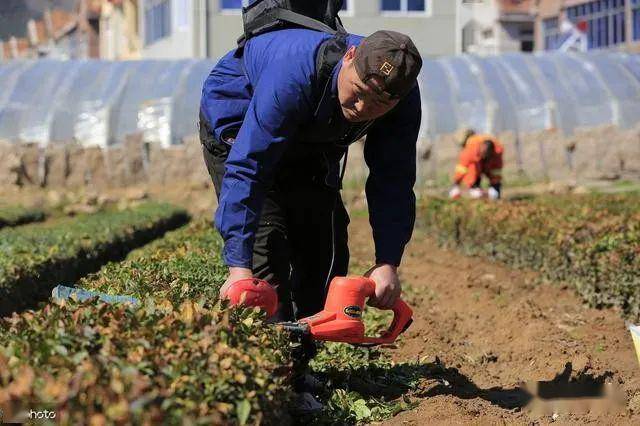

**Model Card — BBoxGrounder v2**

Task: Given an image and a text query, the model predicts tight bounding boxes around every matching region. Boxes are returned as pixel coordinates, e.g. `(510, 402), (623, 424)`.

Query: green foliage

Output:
(0, 202), (189, 316)
(79, 219), (226, 306)
(1, 218), (428, 424)
(0, 205), (45, 229)
(0, 299), (291, 425)
(82, 220), (429, 424)
(306, 305), (422, 424)
(0, 219), (293, 424)
(420, 194), (640, 318)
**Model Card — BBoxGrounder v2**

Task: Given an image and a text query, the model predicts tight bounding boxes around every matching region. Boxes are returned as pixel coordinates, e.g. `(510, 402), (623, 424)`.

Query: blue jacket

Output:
(200, 29), (421, 269)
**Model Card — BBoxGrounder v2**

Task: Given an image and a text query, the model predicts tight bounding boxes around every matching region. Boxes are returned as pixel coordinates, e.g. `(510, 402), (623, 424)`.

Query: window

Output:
(633, 0), (640, 40)
(221, 0), (254, 10)
(381, 0), (427, 13)
(461, 21), (477, 53)
(566, 0), (627, 49)
(175, 0), (188, 29)
(543, 17), (561, 50)
(521, 40), (534, 52)
(519, 24), (534, 52)
(340, 0), (354, 15)
(144, 0), (171, 46)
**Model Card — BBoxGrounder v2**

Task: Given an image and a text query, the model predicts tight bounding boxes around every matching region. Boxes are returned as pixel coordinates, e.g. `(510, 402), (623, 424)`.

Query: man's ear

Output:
(343, 46), (357, 63)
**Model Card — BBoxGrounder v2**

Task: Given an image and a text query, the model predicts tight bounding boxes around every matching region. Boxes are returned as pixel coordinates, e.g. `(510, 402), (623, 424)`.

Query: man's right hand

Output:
(219, 267), (253, 299)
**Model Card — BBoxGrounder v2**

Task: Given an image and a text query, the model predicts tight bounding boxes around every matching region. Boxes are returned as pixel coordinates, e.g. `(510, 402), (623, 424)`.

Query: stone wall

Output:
(2, 125), (639, 191)
(0, 134), (210, 190)
(417, 125), (640, 186)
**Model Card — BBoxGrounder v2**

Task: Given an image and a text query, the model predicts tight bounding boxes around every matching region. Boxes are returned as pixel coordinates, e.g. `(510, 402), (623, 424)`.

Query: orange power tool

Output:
(279, 276), (414, 346)
(226, 276), (414, 346)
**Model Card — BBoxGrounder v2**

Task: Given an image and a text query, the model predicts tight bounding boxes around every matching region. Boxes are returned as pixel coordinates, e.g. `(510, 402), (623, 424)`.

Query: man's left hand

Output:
(364, 263), (401, 309)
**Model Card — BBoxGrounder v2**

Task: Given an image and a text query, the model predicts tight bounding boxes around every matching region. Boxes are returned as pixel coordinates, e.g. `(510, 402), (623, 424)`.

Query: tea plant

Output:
(420, 194), (640, 318)
(0, 205), (45, 229)
(0, 202), (189, 316)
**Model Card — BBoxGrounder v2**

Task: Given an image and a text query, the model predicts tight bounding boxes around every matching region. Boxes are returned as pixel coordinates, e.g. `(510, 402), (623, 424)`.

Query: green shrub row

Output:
(78, 218), (226, 305)
(419, 194), (640, 318)
(0, 202), (189, 316)
(1, 218), (429, 424)
(0, 205), (45, 229)
(0, 299), (291, 425)
(1, 220), (293, 425)
(307, 303), (425, 425)
(81, 220), (434, 424)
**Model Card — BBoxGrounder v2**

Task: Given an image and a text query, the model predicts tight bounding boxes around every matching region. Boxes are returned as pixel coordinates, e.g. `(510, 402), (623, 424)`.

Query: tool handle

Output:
(51, 285), (140, 306)
(362, 298), (413, 345)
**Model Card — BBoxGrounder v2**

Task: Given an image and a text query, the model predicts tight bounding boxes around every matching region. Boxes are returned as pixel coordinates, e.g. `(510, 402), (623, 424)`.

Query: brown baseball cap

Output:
(354, 30), (422, 99)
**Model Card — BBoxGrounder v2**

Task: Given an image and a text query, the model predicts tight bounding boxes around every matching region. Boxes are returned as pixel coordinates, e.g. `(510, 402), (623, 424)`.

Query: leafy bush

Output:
(0, 220), (291, 424)
(1, 218), (428, 424)
(80, 220), (431, 424)
(309, 337), (421, 424)
(78, 218), (226, 305)
(0, 206), (45, 229)
(419, 194), (640, 318)
(0, 202), (189, 316)
(0, 299), (291, 425)
(0, 219), (293, 424)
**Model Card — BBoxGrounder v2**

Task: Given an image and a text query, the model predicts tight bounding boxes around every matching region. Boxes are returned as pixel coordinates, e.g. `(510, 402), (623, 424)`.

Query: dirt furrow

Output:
(347, 215), (640, 425)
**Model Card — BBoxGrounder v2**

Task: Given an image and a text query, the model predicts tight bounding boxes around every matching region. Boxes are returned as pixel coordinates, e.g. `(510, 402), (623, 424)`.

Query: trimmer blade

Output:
(277, 321), (310, 336)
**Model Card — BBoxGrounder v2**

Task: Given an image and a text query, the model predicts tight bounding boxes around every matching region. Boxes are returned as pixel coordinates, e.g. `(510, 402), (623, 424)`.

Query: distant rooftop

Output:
(498, 0), (535, 14)
(0, 0), (78, 40)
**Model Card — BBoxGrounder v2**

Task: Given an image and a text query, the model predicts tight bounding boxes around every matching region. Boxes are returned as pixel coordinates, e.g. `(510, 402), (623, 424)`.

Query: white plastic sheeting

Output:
(494, 54), (551, 133)
(54, 61), (132, 146)
(0, 58), (214, 148)
(417, 51), (640, 140)
(0, 60), (83, 144)
(419, 59), (457, 138)
(583, 53), (640, 129)
(436, 56), (490, 135)
(0, 52), (639, 148)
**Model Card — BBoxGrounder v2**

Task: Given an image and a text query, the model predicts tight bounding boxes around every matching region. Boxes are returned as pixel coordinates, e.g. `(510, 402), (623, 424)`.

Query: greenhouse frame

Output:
(0, 51), (639, 149)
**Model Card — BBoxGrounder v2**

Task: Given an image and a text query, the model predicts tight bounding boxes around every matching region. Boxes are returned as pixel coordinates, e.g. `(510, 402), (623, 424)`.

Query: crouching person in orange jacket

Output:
(449, 130), (503, 200)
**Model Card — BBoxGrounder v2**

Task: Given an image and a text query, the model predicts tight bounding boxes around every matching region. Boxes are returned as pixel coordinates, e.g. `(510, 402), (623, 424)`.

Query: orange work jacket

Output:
(453, 135), (504, 188)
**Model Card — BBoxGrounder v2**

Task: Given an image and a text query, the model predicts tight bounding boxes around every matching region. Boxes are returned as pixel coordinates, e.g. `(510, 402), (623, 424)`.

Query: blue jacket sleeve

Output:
(364, 85), (421, 267)
(215, 64), (311, 268)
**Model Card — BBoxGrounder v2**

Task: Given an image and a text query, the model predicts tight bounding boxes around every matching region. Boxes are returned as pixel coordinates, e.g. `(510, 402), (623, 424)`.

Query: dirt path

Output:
(347, 214), (640, 425)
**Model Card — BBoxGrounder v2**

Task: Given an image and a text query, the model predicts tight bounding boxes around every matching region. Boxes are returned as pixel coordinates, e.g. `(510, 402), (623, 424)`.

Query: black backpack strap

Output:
(236, 9), (339, 57)
(313, 31), (348, 117)
(274, 8), (338, 34)
(236, 0), (344, 57)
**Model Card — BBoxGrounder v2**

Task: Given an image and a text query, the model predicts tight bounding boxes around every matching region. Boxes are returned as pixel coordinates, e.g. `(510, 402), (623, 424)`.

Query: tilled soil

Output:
(347, 214), (640, 425)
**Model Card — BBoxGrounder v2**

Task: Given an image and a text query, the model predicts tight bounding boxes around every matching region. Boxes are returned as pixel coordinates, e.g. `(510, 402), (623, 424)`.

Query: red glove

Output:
(225, 278), (278, 318)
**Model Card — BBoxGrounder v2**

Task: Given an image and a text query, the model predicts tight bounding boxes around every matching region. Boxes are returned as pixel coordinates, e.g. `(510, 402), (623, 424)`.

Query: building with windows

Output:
(337, 0), (457, 58)
(207, 0), (457, 59)
(100, 0), (142, 60)
(458, 0), (536, 55)
(0, 0), (141, 61)
(537, 0), (640, 52)
(0, 0), (98, 60)
(139, 0), (458, 59)
(139, 0), (208, 58)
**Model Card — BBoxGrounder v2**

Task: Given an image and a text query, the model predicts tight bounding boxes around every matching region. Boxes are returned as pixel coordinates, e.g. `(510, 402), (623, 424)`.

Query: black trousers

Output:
(199, 115), (350, 322)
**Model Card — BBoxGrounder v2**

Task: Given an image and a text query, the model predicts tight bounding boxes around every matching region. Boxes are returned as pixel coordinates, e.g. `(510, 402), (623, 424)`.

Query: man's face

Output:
(337, 46), (400, 123)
